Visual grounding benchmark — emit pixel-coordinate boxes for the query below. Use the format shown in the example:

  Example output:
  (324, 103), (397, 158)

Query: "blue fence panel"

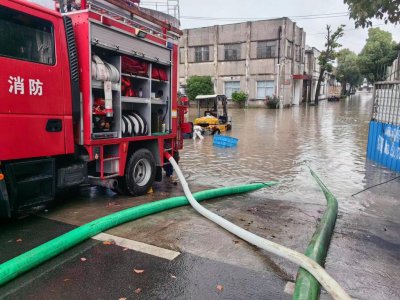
(367, 121), (400, 172)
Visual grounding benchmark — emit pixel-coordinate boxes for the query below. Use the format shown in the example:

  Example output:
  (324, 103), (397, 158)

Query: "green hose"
(293, 169), (339, 300)
(0, 182), (275, 286)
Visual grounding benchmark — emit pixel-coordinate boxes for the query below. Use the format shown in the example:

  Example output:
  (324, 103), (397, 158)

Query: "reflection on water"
(180, 93), (376, 212)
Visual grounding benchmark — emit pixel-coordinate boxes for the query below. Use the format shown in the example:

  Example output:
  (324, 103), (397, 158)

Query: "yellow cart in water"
(193, 94), (232, 134)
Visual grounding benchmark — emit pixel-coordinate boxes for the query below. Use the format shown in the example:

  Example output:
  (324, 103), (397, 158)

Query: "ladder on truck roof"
(85, 0), (182, 39)
(167, 0), (180, 20)
(137, 0), (180, 20)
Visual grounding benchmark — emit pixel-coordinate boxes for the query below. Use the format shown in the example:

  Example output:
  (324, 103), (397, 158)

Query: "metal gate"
(367, 74), (400, 172)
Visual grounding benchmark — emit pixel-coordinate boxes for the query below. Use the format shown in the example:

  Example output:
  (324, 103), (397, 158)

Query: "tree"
(315, 25), (345, 104)
(336, 49), (362, 95)
(344, 0), (400, 28)
(231, 91), (248, 108)
(186, 76), (214, 101)
(358, 28), (398, 82)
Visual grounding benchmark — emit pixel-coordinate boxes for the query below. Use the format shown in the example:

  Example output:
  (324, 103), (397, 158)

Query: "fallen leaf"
(107, 201), (120, 207)
(134, 269), (145, 274)
(103, 240), (115, 245)
(16, 238), (22, 242)
(118, 298), (127, 300)
(216, 284), (224, 291)
(170, 274), (177, 279)
(135, 288), (142, 294)
(63, 278), (70, 282)
(80, 257), (87, 262)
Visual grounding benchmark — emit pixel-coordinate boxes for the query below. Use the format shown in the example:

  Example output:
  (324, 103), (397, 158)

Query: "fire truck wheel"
(125, 149), (156, 196)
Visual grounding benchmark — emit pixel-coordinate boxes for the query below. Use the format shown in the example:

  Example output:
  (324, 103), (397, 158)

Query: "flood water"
(180, 93), (384, 212)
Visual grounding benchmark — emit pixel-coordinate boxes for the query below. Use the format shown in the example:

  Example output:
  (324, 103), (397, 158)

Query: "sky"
(175, 0), (400, 54)
(31, 0), (400, 54)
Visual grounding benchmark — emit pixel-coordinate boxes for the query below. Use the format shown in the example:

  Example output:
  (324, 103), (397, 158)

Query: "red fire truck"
(0, 0), (184, 217)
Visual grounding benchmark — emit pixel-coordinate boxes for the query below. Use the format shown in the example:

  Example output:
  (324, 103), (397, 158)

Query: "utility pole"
(276, 63), (280, 97)
(276, 26), (282, 99)
(396, 50), (400, 80)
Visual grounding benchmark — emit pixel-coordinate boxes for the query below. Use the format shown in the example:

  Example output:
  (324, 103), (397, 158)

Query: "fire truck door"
(0, 3), (69, 160)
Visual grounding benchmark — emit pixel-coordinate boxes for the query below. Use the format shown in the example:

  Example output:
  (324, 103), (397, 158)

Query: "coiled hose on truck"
(165, 152), (351, 300)
(0, 182), (275, 286)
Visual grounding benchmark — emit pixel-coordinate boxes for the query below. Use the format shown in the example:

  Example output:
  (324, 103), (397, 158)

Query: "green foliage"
(315, 25), (345, 103)
(231, 91), (248, 108)
(336, 48), (362, 94)
(318, 25), (345, 71)
(358, 28), (398, 82)
(344, 0), (400, 28)
(231, 91), (248, 102)
(265, 95), (280, 109)
(186, 76), (214, 100)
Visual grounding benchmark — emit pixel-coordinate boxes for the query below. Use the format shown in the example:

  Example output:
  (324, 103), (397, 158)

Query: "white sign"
(8, 76), (43, 96)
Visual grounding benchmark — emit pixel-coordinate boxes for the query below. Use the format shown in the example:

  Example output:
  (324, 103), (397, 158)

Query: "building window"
(295, 45), (301, 62)
(297, 64), (302, 74)
(179, 47), (185, 64)
(0, 5), (55, 65)
(257, 41), (276, 59)
(225, 81), (240, 99)
(287, 42), (293, 59)
(257, 81), (274, 99)
(224, 43), (241, 61)
(194, 46), (209, 62)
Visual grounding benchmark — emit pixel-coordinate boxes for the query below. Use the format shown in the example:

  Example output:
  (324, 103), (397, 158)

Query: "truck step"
(17, 174), (53, 185)
(17, 195), (54, 210)
(57, 162), (87, 189)
(4, 158), (55, 212)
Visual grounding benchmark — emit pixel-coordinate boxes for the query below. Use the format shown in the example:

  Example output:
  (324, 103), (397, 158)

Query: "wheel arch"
(126, 140), (161, 168)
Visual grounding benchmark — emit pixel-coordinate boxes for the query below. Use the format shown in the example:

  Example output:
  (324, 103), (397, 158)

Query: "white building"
(179, 18), (306, 106)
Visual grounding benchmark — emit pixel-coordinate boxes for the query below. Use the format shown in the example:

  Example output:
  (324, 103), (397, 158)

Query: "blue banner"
(367, 121), (400, 172)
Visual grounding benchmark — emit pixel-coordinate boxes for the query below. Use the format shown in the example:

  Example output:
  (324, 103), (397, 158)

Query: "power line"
(308, 23), (388, 35)
(138, 4), (350, 22)
(179, 12), (349, 22)
(351, 175), (400, 197)
(181, 14), (349, 21)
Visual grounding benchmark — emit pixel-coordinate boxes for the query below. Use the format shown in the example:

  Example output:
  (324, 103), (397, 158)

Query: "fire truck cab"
(0, 0), (182, 217)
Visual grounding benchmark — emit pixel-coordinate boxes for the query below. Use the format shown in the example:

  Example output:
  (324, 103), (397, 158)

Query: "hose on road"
(293, 168), (339, 300)
(0, 182), (275, 286)
(165, 152), (351, 300)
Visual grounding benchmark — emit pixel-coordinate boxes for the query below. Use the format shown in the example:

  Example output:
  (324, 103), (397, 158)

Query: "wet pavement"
(1, 93), (400, 299)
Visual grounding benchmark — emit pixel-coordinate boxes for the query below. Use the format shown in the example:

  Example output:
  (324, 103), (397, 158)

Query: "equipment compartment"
(90, 46), (121, 139)
(89, 24), (173, 141)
